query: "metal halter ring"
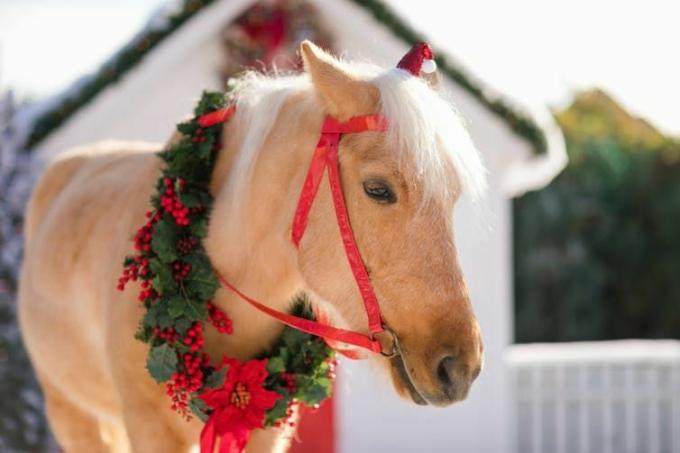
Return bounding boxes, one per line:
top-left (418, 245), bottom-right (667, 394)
top-left (373, 326), bottom-right (399, 358)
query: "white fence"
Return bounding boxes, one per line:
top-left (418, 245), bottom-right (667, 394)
top-left (508, 340), bottom-right (680, 453)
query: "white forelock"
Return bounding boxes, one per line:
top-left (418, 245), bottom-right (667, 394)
top-left (373, 68), bottom-right (487, 202)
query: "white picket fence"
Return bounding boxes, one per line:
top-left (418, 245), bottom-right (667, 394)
top-left (508, 340), bottom-right (680, 453)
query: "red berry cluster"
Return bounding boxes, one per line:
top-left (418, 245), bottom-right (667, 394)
top-left (177, 237), bottom-right (198, 255)
top-left (136, 210), bottom-right (161, 252)
top-left (137, 280), bottom-right (158, 302)
top-left (153, 326), bottom-right (180, 344)
top-left (160, 177), bottom-right (191, 226)
top-left (183, 322), bottom-right (205, 352)
top-left (191, 127), bottom-right (208, 144)
top-left (166, 352), bottom-right (209, 418)
top-left (208, 302), bottom-right (233, 334)
top-left (172, 261), bottom-right (192, 281)
top-left (118, 256), bottom-right (157, 301)
top-left (117, 265), bottom-right (137, 291)
top-left (280, 372), bottom-right (297, 394)
top-left (117, 210), bottom-right (159, 292)
top-left (192, 127), bottom-right (222, 153)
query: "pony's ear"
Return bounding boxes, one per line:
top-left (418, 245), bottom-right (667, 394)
top-left (300, 40), bottom-right (378, 118)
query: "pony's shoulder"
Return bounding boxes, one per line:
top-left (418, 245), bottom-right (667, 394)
top-left (25, 141), bottom-right (162, 242)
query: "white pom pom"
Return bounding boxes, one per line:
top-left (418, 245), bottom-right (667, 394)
top-left (421, 59), bottom-right (437, 74)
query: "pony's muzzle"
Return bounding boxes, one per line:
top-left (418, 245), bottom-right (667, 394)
top-left (431, 349), bottom-right (482, 405)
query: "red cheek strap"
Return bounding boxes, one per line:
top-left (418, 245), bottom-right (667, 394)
top-left (200, 107), bottom-right (391, 356)
top-left (290, 115), bottom-right (388, 339)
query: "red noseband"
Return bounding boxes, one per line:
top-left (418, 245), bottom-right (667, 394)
top-left (201, 107), bottom-right (393, 358)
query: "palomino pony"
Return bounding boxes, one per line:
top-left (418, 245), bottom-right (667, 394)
top-left (19, 41), bottom-right (485, 452)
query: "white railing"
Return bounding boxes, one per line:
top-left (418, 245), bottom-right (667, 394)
top-left (508, 340), bottom-right (680, 453)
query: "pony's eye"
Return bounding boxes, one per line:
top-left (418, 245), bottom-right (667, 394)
top-left (363, 179), bottom-right (397, 204)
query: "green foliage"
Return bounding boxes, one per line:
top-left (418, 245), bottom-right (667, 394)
top-left (147, 344), bottom-right (179, 381)
top-left (514, 90), bottom-right (680, 342)
top-left (261, 299), bottom-right (335, 426)
top-left (127, 90), bottom-right (224, 362)
top-left (182, 253), bottom-right (219, 301)
top-left (0, 291), bottom-right (51, 451)
top-left (151, 221), bottom-right (179, 262)
top-left (26, 0), bottom-right (546, 156)
top-left (188, 397), bottom-right (210, 422)
top-left (204, 367), bottom-right (227, 390)
top-left (122, 91), bottom-right (334, 425)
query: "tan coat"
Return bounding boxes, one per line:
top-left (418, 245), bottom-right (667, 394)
top-left (19, 42), bottom-right (482, 453)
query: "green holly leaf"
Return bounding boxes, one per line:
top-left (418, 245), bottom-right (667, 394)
top-left (197, 141), bottom-right (212, 160)
top-left (146, 344), bottom-right (178, 382)
top-left (194, 91), bottom-right (226, 116)
top-left (183, 253), bottom-right (219, 300)
top-left (174, 318), bottom-right (192, 336)
top-left (188, 397), bottom-right (210, 422)
top-left (197, 191), bottom-right (213, 206)
top-left (151, 221), bottom-right (178, 262)
top-left (167, 295), bottom-right (187, 319)
top-left (177, 122), bottom-right (194, 135)
top-left (282, 327), bottom-right (308, 356)
top-left (264, 395), bottom-right (289, 426)
top-left (150, 258), bottom-right (176, 295)
top-left (278, 347), bottom-right (290, 366)
top-left (157, 311), bottom-right (174, 329)
top-left (267, 357), bottom-right (285, 374)
top-left (166, 294), bottom-right (207, 322)
top-left (134, 323), bottom-right (152, 342)
top-left (142, 303), bottom-right (159, 327)
top-left (185, 300), bottom-right (208, 322)
top-left (189, 217), bottom-right (208, 238)
top-left (204, 366), bottom-right (227, 389)
top-left (179, 192), bottom-right (200, 208)
top-left (296, 377), bottom-right (332, 405)
top-left (267, 356), bottom-right (286, 374)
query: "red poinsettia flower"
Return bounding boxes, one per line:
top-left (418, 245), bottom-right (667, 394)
top-left (199, 358), bottom-right (281, 453)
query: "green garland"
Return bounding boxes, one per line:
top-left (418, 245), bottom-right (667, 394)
top-left (27, 0), bottom-right (547, 155)
top-left (346, 0), bottom-right (548, 154)
top-left (117, 90), bottom-right (334, 426)
top-left (28, 0), bottom-right (220, 148)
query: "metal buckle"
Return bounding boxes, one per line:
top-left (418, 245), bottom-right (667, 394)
top-left (372, 326), bottom-right (399, 358)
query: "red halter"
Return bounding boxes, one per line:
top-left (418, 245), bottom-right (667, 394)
top-left (199, 109), bottom-right (395, 357)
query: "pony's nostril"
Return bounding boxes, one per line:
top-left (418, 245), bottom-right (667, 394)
top-left (436, 355), bottom-right (456, 390)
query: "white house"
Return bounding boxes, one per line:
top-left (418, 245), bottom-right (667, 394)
top-left (30, 0), bottom-right (567, 451)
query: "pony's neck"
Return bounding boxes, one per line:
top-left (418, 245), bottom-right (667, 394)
top-left (202, 93), bottom-right (322, 360)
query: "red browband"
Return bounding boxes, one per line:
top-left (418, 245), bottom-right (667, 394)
top-left (200, 107), bottom-right (393, 357)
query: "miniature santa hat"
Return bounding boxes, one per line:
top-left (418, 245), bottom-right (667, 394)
top-left (397, 42), bottom-right (437, 76)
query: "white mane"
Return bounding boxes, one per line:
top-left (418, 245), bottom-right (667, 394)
top-left (226, 60), bottom-right (486, 207)
top-left (374, 68), bottom-right (487, 202)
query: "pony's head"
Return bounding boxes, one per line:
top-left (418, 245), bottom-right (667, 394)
top-left (215, 41), bottom-right (486, 407)
top-left (294, 42), bottom-right (485, 406)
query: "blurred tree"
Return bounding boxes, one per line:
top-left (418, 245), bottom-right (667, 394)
top-left (514, 89), bottom-right (680, 342)
top-left (0, 92), bottom-right (53, 452)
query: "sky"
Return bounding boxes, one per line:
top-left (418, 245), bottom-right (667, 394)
top-left (0, 0), bottom-right (164, 99)
top-left (0, 0), bottom-right (678, 135)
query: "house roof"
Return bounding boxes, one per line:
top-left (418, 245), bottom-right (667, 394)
top-left (26, 0), bottom-right (553, 158)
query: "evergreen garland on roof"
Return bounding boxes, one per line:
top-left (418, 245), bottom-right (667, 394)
top-left (27, 0), bottom-right (220, 148)
top-left (27, 0), bottom-right (547, 154)
top-left (347, 0), bottom-right (547, 154)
